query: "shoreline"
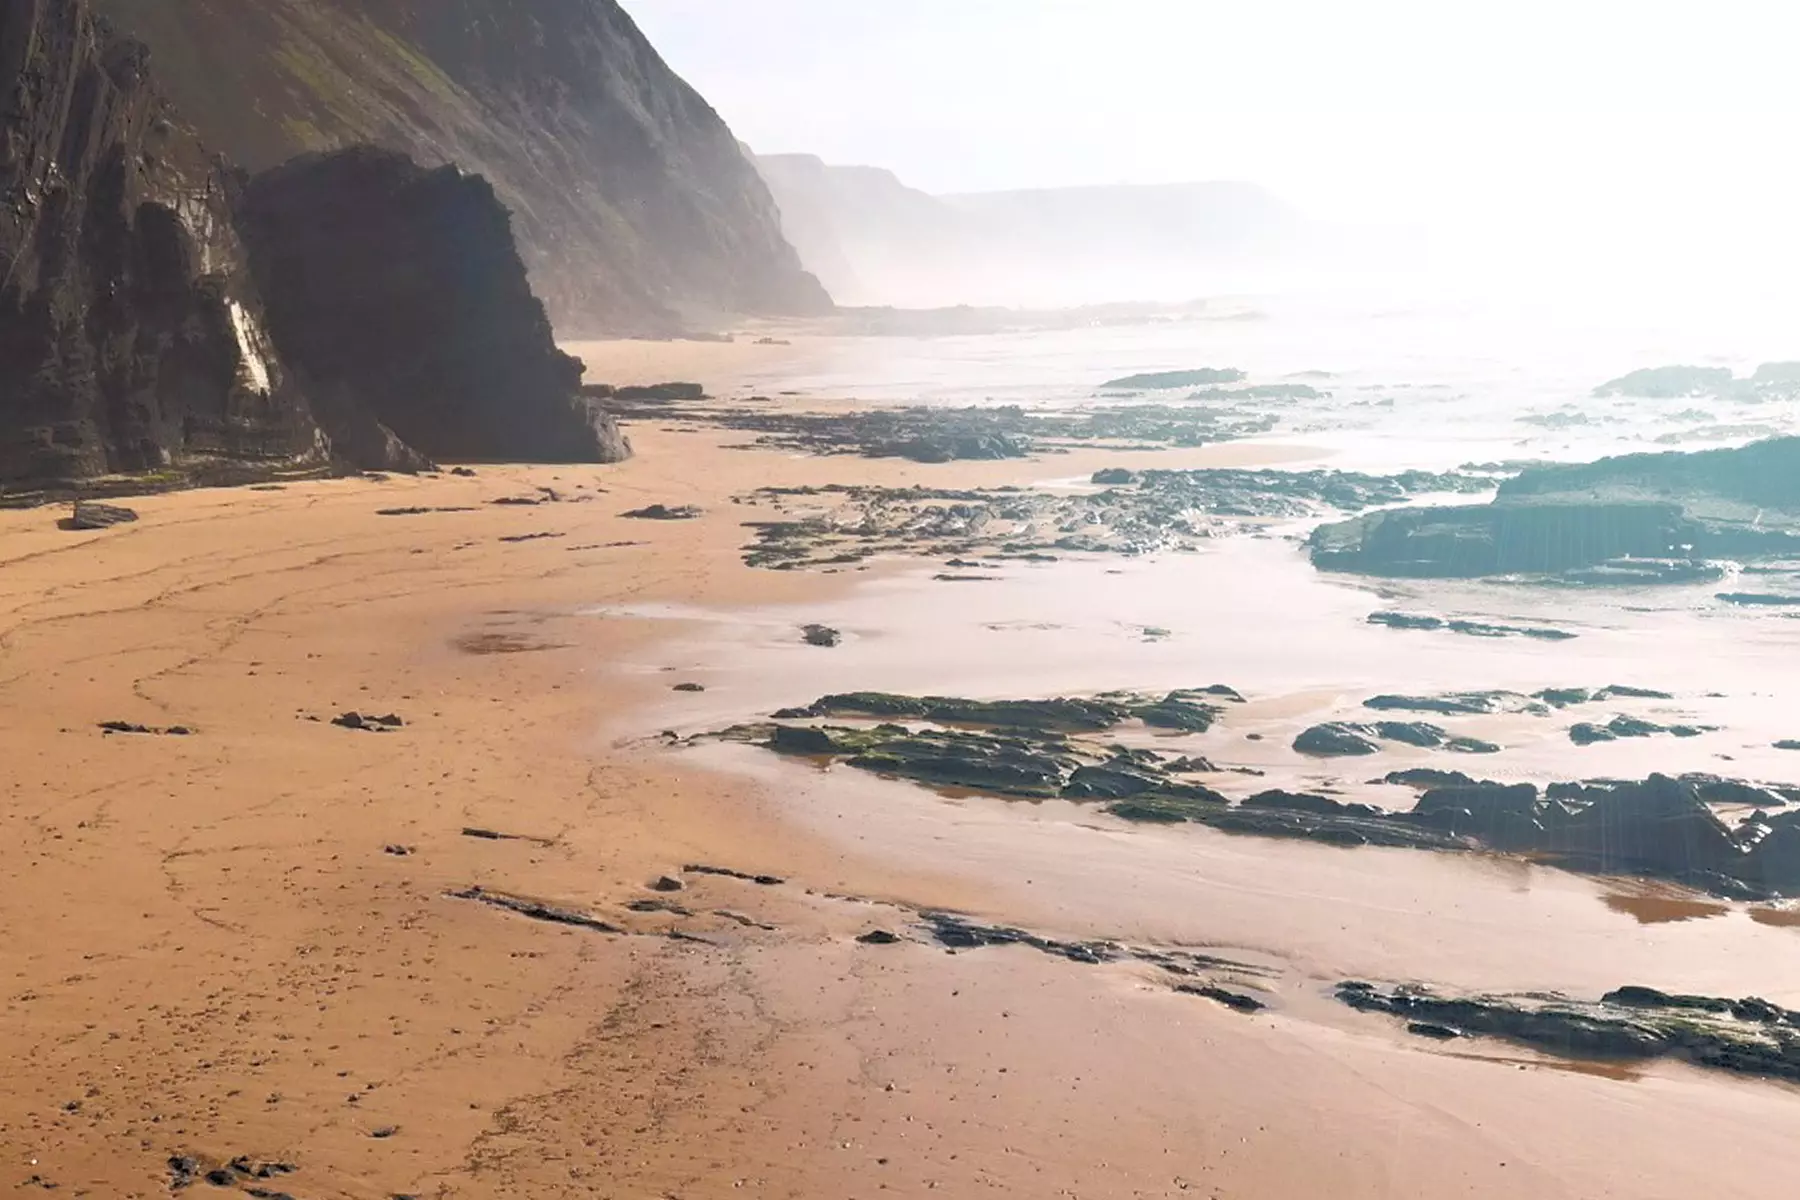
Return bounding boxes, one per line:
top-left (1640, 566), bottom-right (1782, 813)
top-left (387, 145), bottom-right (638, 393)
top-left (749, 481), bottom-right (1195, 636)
top-left (4, 347), bottom-right (1800, 1196)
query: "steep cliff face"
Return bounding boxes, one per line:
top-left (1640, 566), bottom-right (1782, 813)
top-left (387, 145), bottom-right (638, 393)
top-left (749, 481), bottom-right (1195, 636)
top-left (0, 0), bottom-right (326, 494)
top-left (92, 0), bottom-right (831, 334)
top-left (237, 147), bottom-right (628, 466)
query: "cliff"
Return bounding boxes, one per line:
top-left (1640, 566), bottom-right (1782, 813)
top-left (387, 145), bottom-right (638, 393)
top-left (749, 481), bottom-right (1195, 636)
top-left (755, 153), bottom-right (1302, 307)
top-left (0, 0), bottom-right (326, 495)
top-left (92, 0), bottom-right (831, 335)
top-left (3, 0), bottom-right (629, 495)
top-left (238, 147), bottom-right (628, 466)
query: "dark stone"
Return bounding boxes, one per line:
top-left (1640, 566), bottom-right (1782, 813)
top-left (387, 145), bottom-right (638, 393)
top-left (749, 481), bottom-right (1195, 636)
top-left (331, 711), bottom-right (401, 732)
top-left (1293, 723), bottom-right (1382, 757)
top-left (769, 725), bottom-right (838, 755)
top-left (1405, 1021), bottom-right (1464, 1040)
top-left (1091, 468), bottom-right (1140, 485)
top-left (621, 504), bottom-right (700, 520)
top-left (67, 501), bottom-right (139, 529)
top-left (237, 146), bottom-right (630, 466)
top-left (801, 624), bottom-right (842, 647)
top-left (648, 875), bottom-right (685, 893)
top-left (448, 886), bottom-right (620, 933)
top-left (857, 929), bottom-right (902, 945)
top-left (672, 682), bottom-right (705, 692)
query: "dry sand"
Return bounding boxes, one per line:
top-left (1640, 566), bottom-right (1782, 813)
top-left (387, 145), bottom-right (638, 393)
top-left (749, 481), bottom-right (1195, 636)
top-left (3, 347), bottom-right (1797, 1197)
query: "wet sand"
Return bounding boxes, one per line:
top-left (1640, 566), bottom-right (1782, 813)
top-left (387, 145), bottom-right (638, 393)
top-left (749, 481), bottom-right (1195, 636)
top-left (3, 349), bottom-right (1799, 1197)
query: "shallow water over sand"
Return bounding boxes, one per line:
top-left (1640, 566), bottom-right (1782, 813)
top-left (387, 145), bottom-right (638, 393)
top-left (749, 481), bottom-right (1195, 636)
top-left (604, 310), bottom-right (1800, 1019)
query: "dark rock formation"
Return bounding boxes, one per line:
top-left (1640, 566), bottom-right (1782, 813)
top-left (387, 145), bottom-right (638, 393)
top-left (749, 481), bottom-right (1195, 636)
top-left (1337, 980), bottom-right (1800, 1084)
top-left (236, 147), bottom-right (629, 466)
top-left (1314, 438), bottom-right (1800, 580)
top-left (0, 0), bottom-right (326, 494)
top-left (93, 0), bottom-right (830, 334)
top-left (67, 500), bottom-right (137, 528)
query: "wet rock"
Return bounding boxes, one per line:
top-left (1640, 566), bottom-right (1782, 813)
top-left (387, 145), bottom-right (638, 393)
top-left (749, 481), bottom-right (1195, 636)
top-left (1091, 468), bottom-right (1140, 485)
top-left (1570, 714), bottom-right (1709, 745)
top-left (672, 682), bottom-right (706, 692)
top-left (447, 886), bottom-right (621, 933)
top-left (1406, 1021), bottom-right (1464, 1040)
top-left (67, 502), bottom-right (139, 530)
top-left (1338, 980), bottom-right (1800, 1082)
top-left (1317, 438), bottom-right (1800, 581)
top-left (1293, 723), bottom-right (1383, 757)
top-left (1365, 691), bottom-right (1547, 716)
top-left (684, 864), bottom-right (786, 885)
top-left (1175, 983), bottom-right (1266, 1013)
top-left (98, 720), bottom-right (191, 736)
top-left (1366, 612), bottom-right (1577, 640)
top-left (331, 712), bottom-right (403, 732)
top-left (621, 504), bottom-right (701, 520)
top-left (1381, 768), bottom-right (1479, 790)
top-left (923, 912), bottom-right (1118, 964)
top-left (1101, 368), bottom-right (1244, 390)
top-left (769, 725), bottom-right (840, 755)
top-left (1242, 790), bottom-right (1380, 818)
top-left (801, 624), bottom-right (842, 647)
top-left (648, 876), bottom-right (685, 893)
top-left (857, 929), bottom-right (902, 945)
top-left (1777, 740), bottom-right (1800, 751)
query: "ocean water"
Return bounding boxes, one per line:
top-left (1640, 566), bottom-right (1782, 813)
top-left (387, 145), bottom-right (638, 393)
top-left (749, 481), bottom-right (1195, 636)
top-left (730, 290), bottom-right (1800, 472)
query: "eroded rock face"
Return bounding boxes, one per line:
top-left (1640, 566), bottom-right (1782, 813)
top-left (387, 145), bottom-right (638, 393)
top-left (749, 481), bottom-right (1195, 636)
top-left (0, 0), bottom-right (326, 494)
top-left (236, 147), bottom-right (629, 466)
top-left (93, 0), bottom-right (831, 334)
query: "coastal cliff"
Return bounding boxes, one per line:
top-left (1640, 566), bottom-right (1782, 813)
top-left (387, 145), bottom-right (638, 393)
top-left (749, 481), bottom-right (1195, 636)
top-left (2, 0), bottom-right (629, 495)
top-left (92, 0), bottom-right (832, 334)
top-left (0, 0), bottom-right (326, 494)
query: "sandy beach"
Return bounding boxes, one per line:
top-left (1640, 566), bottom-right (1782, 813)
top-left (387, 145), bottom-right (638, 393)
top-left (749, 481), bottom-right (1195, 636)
top-left (3, 340), bottom-right (1799, 1199)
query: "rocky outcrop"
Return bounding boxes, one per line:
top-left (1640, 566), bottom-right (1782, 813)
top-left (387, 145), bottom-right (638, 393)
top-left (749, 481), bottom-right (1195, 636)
top-left (1310, 438), bottom-right (1800, 579)
top-left (0, 0), bottom-right (326, 495)
top-left (94, 0), bottom-right (830, 334)
top-left (236, 147), bottom-right (627, 466)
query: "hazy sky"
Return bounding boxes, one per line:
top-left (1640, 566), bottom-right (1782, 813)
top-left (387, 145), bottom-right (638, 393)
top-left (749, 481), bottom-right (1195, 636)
top-left (626, 0), bottom-right (1800, 288)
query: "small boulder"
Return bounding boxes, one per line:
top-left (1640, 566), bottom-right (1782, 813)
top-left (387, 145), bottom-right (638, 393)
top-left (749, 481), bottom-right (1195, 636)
top-left (67, 501), bottom-right (139, 530)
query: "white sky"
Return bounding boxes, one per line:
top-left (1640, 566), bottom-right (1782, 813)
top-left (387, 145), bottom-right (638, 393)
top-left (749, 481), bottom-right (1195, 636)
top-left (625, 0), bottom-right (1800, 291)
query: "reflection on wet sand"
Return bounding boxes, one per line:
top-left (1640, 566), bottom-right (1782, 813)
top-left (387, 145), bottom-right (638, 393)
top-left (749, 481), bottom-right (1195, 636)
top-left (1603, 889), bottom-right (1733, 925)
